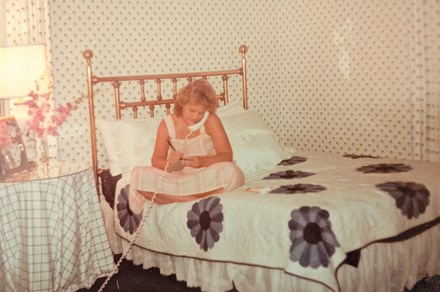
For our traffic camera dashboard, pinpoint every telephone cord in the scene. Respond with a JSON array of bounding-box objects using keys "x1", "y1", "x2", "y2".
[{"x1": 97, "y1": 159, "x2": 172, "y2": 292}]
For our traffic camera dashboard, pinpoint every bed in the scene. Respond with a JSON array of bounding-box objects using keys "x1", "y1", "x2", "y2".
[{"x1": 82, "y1": 45, "x2": 440, "y2": 292}]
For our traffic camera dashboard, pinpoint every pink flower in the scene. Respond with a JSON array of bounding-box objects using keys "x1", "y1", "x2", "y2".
[
  {"x1": 41, "y1": 103, "x2": 51, "y2": 113},
  {"x1": 24, "y1": 91, "x2": 85, "y2": 139},
  {"x1": 26, "y1": 118, "x2": 45, "y2": 138},
  {"x1": 47, "y1": 126, "x2": 59, "y2": 136}
]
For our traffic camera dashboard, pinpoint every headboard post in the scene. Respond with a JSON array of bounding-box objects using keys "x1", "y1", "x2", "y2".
[
  {"x1": 82, "y1": 49, "x2": 99, "y2": 187},
  {"x1": 112, "y1": 81, "x2": 122, "y2": 119},
  {"x1": 239, "y1": 45, "x2": 249, "y2": 110}
]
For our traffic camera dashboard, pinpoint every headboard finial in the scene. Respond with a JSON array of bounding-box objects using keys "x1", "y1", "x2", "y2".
[
  {"x1": 83, "y1": 49, "x2": 94, "y2": 61},
  {"x1": 239, "y1": 45, "x2": 248, "y2": 54}
]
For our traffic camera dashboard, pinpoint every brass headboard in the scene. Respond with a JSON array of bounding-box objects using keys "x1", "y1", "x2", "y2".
[{"x1": 83, "y1": 45, "x2": 249, "y2": 184}]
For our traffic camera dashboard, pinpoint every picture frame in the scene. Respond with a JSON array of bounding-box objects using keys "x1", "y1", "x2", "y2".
[{"x1": 0, "y1": 115, "x2": 35, "y2": 180}]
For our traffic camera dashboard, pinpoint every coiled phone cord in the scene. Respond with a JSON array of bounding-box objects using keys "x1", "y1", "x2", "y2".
[{"x1": 97, "y1": 161, "x2": 170, "y2": 292}]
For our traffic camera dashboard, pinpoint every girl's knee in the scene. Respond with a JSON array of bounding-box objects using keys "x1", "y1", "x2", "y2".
[{"x1": 221, "y1": 162, "x2": 244, "y2": 190}]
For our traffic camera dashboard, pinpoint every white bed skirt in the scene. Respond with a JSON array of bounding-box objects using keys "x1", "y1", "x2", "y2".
[{"x1": 100, "y1": 195, "x2": 440, "y2": 292}]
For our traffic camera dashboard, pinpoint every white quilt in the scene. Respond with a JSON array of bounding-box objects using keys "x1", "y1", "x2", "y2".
[{"x1": 112, "y1": 151, "x2": 440, "y2": 291}]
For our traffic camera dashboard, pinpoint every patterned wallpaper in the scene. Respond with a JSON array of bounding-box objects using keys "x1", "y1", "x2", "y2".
[
  {"x1": 50, "y1": 0, "x2": 419, "y2": 164},
  {"x1": 275, "y1": 0, "x2": 414, "y2": 157}
]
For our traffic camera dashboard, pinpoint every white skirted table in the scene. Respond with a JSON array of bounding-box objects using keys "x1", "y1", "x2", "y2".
[{"x1": 0, "y1": 161, "x2": 114, "y2": 292}]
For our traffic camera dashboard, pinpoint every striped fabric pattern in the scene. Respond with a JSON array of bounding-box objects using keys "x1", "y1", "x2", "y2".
[{"x1": 128, "y1": 115, "x2": 244, "y2": 214}]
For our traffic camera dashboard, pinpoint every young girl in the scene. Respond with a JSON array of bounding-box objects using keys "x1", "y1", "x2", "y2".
[{"x1": 129, "y1": 79, "x2": 244, "y2": 213}]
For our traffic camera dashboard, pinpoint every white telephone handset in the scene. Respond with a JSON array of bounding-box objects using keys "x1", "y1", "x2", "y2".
[{"x1": 188, "y1": 111, "x2": 209, "y2": 132}]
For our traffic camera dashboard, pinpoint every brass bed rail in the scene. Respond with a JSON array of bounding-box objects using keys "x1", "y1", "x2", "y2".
[{"x1": 83, "y1": 45, "x2": 249, "y2": 186}]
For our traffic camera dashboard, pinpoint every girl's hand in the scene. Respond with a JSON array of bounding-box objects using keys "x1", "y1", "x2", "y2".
[
  {"x1": 182, "y1": 156, "x2": 204, "y2": 168},
  {"x1": 167, "y1": 159, "x2": 184, "y2": 172},
  {"x1": 166, "y1": 151, "x2": 184, "y2": 172},
  {"x1": 168, "y1": 151, "x2": 183, "y2": 164}
]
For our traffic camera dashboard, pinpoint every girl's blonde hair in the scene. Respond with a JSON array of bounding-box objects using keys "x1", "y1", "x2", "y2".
[{"x1": 174, "y1": 79, "x2": 218, "y2": 116}]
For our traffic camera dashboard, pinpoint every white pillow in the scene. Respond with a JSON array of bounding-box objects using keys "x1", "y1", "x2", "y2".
[
  {"x1": 96, "y1": 117, "x2": 161, "y2": 176},
  {"x1": 97, "y1": 109, "x2": 289, "y2": 179},
  {"x1": 216, "y1": 100, "x2": 245, "y2": 117},
  {"x1": 220, "y1": 110, "x2": 272, "y2": 134},
  {"x1": 220, "y1": 110, "x2": 290, "y2": 179}
]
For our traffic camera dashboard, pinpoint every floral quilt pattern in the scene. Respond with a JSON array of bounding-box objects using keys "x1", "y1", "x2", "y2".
[
  {"x1": 117, "y1": 184, "x2": 142, "y2": 234},
  {"x1": 270, "y1": 183, "x2": 326, "y2": 194},
  {"x1": 356, "y1": 163, "x2": 412, "y2": 173},
  {"x1": 112, "y1": 151, "x2": 440, "y2": 292},
  {"x1": 288, "y1": 206, "x2": 340, "y2": 268},
  {"x1": 187, "y1": 196, "x2": 224, "y2": 251},
  {"x1": 263, "y1": 170, "x2": 315, "y2": 180},
  {"x1": 376, "y1": 181, "x2": 430, "y2": 219}
]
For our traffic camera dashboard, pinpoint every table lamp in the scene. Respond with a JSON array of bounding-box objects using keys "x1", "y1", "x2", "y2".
[
  {"x1": 0, "y1": 44, "x2": 51, "y2": 167},
  {"x1": 0, "y1": 44, "x2": 51, "y2": 116}
]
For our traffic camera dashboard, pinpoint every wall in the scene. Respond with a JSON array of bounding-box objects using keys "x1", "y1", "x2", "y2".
[
  {"x1": 0, "y1": 0, "x2": 5, "y2": 46},
  {"x1": 50, "y1": 0, "x2": 417, "y2": 165},
  {"x1": 275, "y1": 0, "x2": 413, "y2": 157},
  {"x1": 0, "y1": 0, "x2": 7, "y2": 114}
]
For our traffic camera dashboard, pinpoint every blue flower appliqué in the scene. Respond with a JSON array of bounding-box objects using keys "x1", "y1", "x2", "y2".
[
  {"x1": 356, "y1": 163, "x2": 412, "y2": 173},
  {"x1": 376, "y1": 181, "x2": 430, "y2": 219},
  {"x1": 117, "y1": 184, "x2": 143, "y2": 234},
  {"x1": 187, "y1": 196, "x2": 224, "y2": 251},
  {"x1": 263, "y1": 170, "x2": 314, "y2": 180},
  {"x1": 270, "y1": 184, "x2": 326, "y2": 194},
  {"x1": 288, "y1": 206, "x2": 340, "y2": 268}
]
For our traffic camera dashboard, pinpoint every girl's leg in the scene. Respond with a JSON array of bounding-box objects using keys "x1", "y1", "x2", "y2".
[{"x1": 137, "y1": 187, "x2": 223, "y2": 204}]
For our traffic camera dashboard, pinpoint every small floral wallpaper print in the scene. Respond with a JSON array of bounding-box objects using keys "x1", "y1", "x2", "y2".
[
  {"x1": 376, "y1": 181, "x2": 430, "y2": 219},
  {"x1": 187, "y1": 196, "x2": 224, "y2": 251},
  {"x1": 288, "y1": 206, "x2": 340, "y2": 268},
  {"x1": 117, "y1": 184, "x2": 143, "y2": 234},
  {"x1": 356, "y1": 163, "x2": 412, "y2": 173},
  {"x1": 270, "y1": 184, "x2": 326, "y2": 194}
]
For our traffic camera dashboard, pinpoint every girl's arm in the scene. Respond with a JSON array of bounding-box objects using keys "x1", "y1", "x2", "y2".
[{"x1": 151, "y1": 120, "x2": 182, "y2": 170}]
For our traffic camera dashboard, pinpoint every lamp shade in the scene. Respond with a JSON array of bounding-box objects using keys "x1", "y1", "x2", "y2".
[{"x1": 0, "y1": 44, "x2": 51, "y2": 99}]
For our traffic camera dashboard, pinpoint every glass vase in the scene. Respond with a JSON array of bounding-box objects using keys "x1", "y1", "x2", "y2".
[{"x1": 38, "y1": 135, "x2": 50, "y2": 169}]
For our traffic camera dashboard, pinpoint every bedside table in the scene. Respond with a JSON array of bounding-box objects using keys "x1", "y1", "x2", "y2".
[{"x1": 0, "y1": 161, "x2": 114, "y2": 291}]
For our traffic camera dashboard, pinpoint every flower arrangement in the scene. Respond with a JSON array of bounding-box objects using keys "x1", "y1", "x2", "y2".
[
  {"x1": 25, "y1": 91, "x2": 86, "y2": 138},
  {"x1": 22, "y1": 89, "x2": 86, "y2": 166}
]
